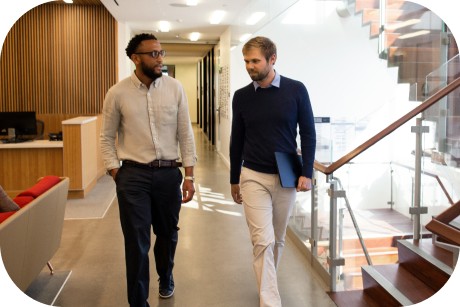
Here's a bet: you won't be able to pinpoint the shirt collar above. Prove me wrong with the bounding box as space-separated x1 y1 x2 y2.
253 70 280 91
131 72 143 88
130 71 161 89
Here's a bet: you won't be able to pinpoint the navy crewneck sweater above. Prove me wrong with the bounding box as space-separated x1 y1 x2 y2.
230 76 316 184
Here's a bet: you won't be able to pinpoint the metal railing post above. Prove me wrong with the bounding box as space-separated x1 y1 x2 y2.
387 165 394 209
338 206 345 280
334 177 373 266
411 118 429 240
310 171 318 258
378 0 387 58
327 177 345 291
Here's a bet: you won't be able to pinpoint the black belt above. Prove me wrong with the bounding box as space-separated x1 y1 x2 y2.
123 159 182 168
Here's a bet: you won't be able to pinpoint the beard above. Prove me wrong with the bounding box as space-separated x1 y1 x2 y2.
141 62 163 80
248 67 270 82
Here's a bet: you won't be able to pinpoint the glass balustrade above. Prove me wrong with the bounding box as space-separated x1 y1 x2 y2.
289 105 459 290
287 0 459 293
424 54 460 172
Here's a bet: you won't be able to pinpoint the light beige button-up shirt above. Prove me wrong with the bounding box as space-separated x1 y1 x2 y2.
100 72 196 171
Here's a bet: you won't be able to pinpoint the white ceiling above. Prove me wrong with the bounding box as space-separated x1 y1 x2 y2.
99 0 299 63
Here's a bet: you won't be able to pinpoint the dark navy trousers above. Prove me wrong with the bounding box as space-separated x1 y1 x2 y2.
115 163 183 307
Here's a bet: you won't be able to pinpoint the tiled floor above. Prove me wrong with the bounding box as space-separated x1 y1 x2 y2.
45 126 336 307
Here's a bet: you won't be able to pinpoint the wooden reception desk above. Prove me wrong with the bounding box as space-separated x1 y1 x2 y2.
0 116 98 199
0 140 64 197
62 116 98 199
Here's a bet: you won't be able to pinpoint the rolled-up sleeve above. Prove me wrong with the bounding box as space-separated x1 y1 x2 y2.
100 89 121 171
176 85 197 167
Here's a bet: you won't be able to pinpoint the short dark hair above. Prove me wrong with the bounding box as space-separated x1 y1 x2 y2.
125 33 158 58
242 36 277 62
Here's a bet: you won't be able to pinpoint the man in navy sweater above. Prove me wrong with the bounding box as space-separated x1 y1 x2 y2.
230 36 316 307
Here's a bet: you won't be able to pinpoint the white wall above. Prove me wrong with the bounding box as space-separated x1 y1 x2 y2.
223 0 460 207
224 0 413 167
227 1 417 211
221 0 460 164
117 22 133 82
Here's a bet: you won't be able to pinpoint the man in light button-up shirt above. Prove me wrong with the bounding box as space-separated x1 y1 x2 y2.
100 33 196 307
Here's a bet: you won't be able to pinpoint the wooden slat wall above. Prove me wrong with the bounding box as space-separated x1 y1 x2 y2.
0 2 117 114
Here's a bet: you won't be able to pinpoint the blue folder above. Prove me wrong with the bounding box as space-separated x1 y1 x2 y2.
274 152 303 188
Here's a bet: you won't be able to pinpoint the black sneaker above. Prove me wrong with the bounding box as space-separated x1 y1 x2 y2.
159 276 175 299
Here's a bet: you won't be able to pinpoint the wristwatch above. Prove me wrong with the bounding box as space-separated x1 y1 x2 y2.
184 176 195 182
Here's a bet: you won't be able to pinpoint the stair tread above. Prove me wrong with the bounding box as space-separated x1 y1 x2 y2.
343 252 399 271
371 264 436 303
328 289 381 307
343 253 399 273
410 238 455 268
396 239 453 291
341 233 406 249
343 246 398 255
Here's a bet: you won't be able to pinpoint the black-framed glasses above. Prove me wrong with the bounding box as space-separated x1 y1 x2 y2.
134 50 166 58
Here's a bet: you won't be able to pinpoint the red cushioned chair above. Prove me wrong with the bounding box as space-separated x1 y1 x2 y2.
0 211 16 223
13 196 35 208
17 175 62 198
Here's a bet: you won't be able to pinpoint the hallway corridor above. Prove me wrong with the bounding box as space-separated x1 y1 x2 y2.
48 126 336 307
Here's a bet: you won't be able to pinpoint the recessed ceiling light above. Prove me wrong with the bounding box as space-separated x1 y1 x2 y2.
189 32 201 41
63 0 73 3
186 0 198 6
246 12 266 25
159 21 171 32
210 10 226 25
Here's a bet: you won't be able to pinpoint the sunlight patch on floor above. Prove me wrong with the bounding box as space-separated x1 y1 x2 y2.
181 184 242 216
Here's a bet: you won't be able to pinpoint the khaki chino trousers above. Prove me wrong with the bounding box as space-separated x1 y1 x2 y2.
240 167 297 307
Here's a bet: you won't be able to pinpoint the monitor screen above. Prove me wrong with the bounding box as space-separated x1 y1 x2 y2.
0 111 37 139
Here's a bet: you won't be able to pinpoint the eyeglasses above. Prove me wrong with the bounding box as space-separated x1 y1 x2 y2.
134 50 166 58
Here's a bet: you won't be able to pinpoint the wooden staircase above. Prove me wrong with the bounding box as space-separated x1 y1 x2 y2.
352 0 454 101
341 236 399 290
328 201 460 306
324 2 460 305
329 238 456 306
352 0 460 165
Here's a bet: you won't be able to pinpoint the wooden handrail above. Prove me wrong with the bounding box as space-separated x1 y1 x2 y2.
429 200 460 224
425 219 460 246
314 76 460 175
426 200 460 246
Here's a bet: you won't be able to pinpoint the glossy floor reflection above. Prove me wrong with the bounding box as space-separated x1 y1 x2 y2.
50 125 335 307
